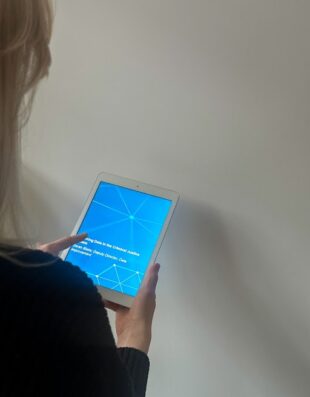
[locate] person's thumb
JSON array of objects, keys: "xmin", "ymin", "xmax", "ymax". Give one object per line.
[
  {"xmin": 131, "ymin": 263, "xmax": 160, "ymax": 324},
  {"xmin": 141, "ymin": 262, "xmax": 160, "ymax": 295}
]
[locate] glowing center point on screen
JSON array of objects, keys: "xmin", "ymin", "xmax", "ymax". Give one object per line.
[{"xmin": 129, "ymin": 215, "xmax": 134, "ymax": 220}]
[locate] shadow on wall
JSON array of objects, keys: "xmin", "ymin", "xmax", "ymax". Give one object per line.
[
  {"xmin": 169, "ymin": 197, "xmax": 310, "ymax": 395},
  {"xmin": 21, "ymin": 164, "xmax": 83, "ymax": 245}
]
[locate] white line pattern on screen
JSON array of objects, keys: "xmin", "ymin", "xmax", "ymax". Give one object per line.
[{"xmin": 87, "ymin": 265, "xmax": 144, "ymax": 293}]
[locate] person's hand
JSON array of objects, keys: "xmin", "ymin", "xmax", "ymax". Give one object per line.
[
  {"xmin": 36, "ymin": 233, "xmax": 88, "ymax": 256},
  {"xmin": 104, "ymin": 262, "xmax": 160, "ymax": 355}
]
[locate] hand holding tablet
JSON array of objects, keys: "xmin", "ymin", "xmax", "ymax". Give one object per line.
[
  {"xmin": 61, "ymin": 172, "xmax": 179, "ymax": 308},
  {"xmin": 105, "ymin": 261, "xmax": 160, "ymax": 354}
]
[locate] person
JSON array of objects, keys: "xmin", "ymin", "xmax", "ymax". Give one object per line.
[{"xmin": 0, "ymin": 1, "xmax": 160, "ymax": 396}]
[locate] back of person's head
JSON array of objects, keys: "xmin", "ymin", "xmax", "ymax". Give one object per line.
[{"xmin": 0, "ymin": 0, "xmax": 53, "ymax": 248}]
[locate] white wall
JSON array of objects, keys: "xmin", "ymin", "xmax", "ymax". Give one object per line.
[{"xmin": 22, "ymin": 1, "xmax": 310, "ymax": 396}]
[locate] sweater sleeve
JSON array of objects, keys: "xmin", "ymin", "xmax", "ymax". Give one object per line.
[
  {"xmin": 118, "ymin": 348, "xmax": 150, "ymax": 397},
  {"xmin": 57, "ymin": 259, "xmax": 150, "ymax": 397}
]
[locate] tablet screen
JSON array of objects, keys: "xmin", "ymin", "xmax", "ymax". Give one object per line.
[{"xmin": 64, "ymin": 181, "xmax": 173, "ymax": 297}]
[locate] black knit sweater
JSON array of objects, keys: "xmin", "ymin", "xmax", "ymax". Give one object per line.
[{"xmin": 0, "ymin": 246, "xmax": 150, "ymax": 396}]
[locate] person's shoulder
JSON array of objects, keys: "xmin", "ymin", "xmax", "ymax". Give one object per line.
[
  {"xmin": 33, "ymin": 249, "xmax": 100, "ymax": 300},
  {"xmin": 0, "ymin": 245, "xmax": 101, "ymax": 304}
]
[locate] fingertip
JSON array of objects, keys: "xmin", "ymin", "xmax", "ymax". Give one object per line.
[
  {"xmin": 152, "ymin": 263, "xmax": 160, "ymax": 274},
  {"xmin": 148, "ymin": 268, "xmax": 159, "ymax": 292}
]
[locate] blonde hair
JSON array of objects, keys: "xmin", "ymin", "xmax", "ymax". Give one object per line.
[{"xmin": 0, "ymin": 0, "xmax": 54, "ymax": 263}]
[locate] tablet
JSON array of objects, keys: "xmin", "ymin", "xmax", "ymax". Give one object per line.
[{"xmin": 61, "ymin": 172, "xmax": 179, "ymax": 307}]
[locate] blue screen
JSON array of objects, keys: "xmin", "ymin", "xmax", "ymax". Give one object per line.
[{"xmin": 65, "ymin": 181, "xmax": 173, "ymax": 297}]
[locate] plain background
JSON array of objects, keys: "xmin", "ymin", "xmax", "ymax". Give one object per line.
[{"xmin": 22, "ymin": 1, "xmax": 310, "ymax": 396}]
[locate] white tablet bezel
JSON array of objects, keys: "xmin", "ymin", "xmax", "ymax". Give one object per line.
[{"xmin": 60, "ymin": 171, "xmax": 179, "ymax": 308}]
